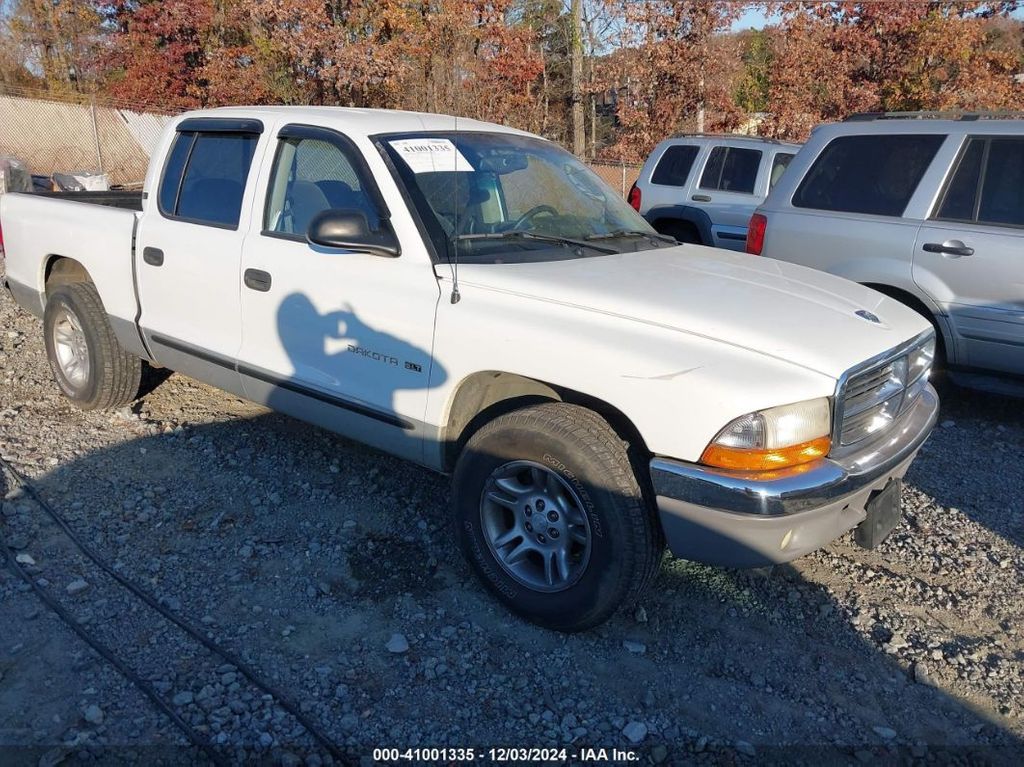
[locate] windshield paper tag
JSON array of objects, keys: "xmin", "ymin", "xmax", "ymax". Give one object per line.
[{"xmin": 389, "ymin": 138, "xmax": 474, "ymax": 174}]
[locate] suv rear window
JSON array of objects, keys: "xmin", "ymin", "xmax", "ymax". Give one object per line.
[
  {"xmin": 793, "ymin": 134, "xmax": 944, "ymax": 217},
  {"xmin": 935, "ymin": 137, "xmax": 1024, "ymax": 228},
  {"xmin": 651, "ymin": 145, "xmax": 699, "ymax": 186},
  {"xmin": 699, "ymin": 147, "xmax": 761, "ymax": 194}
]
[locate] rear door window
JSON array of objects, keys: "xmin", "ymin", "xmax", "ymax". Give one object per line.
[
  {"xmin": 159, "ymin": 132, "xmax": 260, "ymax": 228},
  {"xmin": 699, "ymin": 146, "xmax": 762, "ymax": 194},
  {"xmin": 651, "ymin": 145, "xmax": 699, "ymax": 186},
  {"xmin": 793, "ymin": 134, "xmax": 944, "ymax": 217}
]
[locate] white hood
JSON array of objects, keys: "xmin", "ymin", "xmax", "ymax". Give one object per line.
[{"xmin": 457, "ymin": 245, "xmax": 931, "ymax": 379}]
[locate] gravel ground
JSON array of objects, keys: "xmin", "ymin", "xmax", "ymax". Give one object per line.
[{"xmin": 1, "ymin": 277, "xmax": 1023, "ymax": 766}]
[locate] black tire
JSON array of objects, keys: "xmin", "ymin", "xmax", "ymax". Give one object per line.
[
  {"xmin": 654, "ymin": 220, "xmax": 701, "ymax": 245},
  {"xmin": 43, "ymin": 282, "xmax": 142, "ymax": 410},
  {"xmin": 453, "ymin": 402, "xmax": 663, "ymax": 632}
]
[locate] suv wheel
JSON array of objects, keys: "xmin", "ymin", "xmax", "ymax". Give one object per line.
[{"xmin": 453, "ymin": 403, "xmax": 663, "ymax": 631}]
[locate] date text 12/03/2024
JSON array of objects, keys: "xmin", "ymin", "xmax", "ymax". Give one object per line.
[{"xmin": 372, "ymin": 747, "xmax": 641, "ymax": 762}]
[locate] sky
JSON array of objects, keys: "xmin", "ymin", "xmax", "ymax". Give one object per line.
[
  {"xmin": 731, "ymin": 4, "xmax": 1024, "ymax": 31},
  {"xmin": 732, "ymin": 6, "xmax": 782, "ymax": 31}
]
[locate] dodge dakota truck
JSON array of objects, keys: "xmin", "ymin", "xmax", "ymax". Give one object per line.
[{"xmin": 0, "ymin": 107, "xmax": 938, "ymax": 631}]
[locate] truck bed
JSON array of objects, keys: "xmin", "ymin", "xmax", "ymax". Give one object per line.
[{"xmin": 0, "ymin": 190, "xmax": 142, "ymax": 330}]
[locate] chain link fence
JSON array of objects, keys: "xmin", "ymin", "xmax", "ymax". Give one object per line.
[
  {"xmin": 0, "ymin": 87, "xmax": 175, "ymax": 188},
  {"xmin": 587, "ymin": 161, "xmax": 642, "ymax": 198}
]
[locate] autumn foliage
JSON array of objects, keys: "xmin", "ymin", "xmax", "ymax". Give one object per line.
[{"xmin": 1, "ymin": 1, "xmax": 1023, "ymax": 159}]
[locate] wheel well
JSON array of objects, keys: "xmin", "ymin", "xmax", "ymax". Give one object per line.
[
  {"xmin": 442, "ymin": 371, "xmax": 651, "ymax": 472},
  {"xmin": 44, "ymin": 256, "xmax": 92, "ymax": 297},
  {"xmin": 650, "ymin": 218, "xmax": 700, "ymax": 243},
  {"xmin": 862, "ymin": 283, "xmax": 947, "ymax": 360}
]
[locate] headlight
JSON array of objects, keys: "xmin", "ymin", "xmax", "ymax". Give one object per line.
[
  {"xmin": 908, "ymin": 335, "xmax": 935, "ymax": 383},
  {"xmin": 700, "ymin": 397, "xmax": 832, "ymax": 471}
]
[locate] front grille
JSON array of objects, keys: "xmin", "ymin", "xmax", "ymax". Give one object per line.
[{"xmin": 835, "ymin": 332, "xmax": 935, "ymax": 448}]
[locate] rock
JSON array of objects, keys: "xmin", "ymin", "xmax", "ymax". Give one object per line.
[
  {"xmin": 941, "ymin": 420, "xmax": 955, "ymax": 429},
  {"xmin": 622, "ymin": 721, "xmax": 647, "ymax": 744},
  {"xmin": 623, "ymin": 640, "xmax": 647, "ymax": 655},
  {"xmin": 913, "ymin": 663, "xmax": 936, "ymax": 687},
  {"xmin": 258, "ymin": 732, "xmax": 273, "ymax": 748},
  {"xmin": 651, "ymin": 744, "xmax": 668, "ymax": 763},
  {"xmin": 172, "ymin": 691, "xmax": 194, "ymax": 707},
  {"xmin": 386, "ymin": 633, "xmax": 409, "ymax": 654},
  {"xmin": 872, "ymin": 726, "xmax": 897, "ymax": 740},
  {"xmin": 634, "ymin": 606, "xmax": 648, "ymax": 623},
  {"xmin": 886, "ymin": 634, "xmax": 908, "ymax": 651},
  {"xmin": 82, "ymin": 705, "xmax": 104, "ymax": 725},
  {"xmin": 15, "ymin": 553, "xmax": 36, "ymax": 566},
  {"xmin": 735, "ymin": 740, "xmax": 756, "ymax": 757},
  {"xmin": 66, "ymin": 579, "xmax": 89, "ymax": 596}
]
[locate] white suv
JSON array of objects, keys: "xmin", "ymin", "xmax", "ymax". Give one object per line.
[
  {"xmin": 629, "ymin": 134, "xmax": 801, "ymax": 250},
  {"xmin": 750, "ymin": 113, "xmax": 1024, "ymax": 390}
]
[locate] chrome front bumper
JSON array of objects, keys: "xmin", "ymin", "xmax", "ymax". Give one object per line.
[{"xmin": 650, "ymin": 383, "xmax": 938, "ymax": 568}]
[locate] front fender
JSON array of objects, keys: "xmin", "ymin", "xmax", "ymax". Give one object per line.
[{"xmin": 427, "ymin": 283, "xmax": 836, "ymax": 464}]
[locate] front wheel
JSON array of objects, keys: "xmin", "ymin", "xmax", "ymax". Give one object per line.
[
  {"xmin": 43, "ymin": 282, "xmax": 142, "ymax": 410},
  {"xmin": 453, "ymin": 403, "xmax": 663, "ymax": 631}
]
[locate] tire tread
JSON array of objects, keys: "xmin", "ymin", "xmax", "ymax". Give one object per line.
[
  {"xmin": 460, "ymin": 402, "xmax": 663, "ymax": 631},
  {"xmin": 45, "ymin": 282, "xmax": 141, "ymax": 410}
]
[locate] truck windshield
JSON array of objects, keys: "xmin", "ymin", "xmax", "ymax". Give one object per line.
[{"xmin": 378, "ymin": 132, "xmax": 672, "ymax": 263}]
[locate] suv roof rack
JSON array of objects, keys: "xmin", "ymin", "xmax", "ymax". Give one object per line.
[
  {"xmin": 669, "ymin": 132, "xmax": 786, "ymax": 144},
  {"xmin": 845, "ymin": 110, "xmax": 1024, "ymax": 122}
]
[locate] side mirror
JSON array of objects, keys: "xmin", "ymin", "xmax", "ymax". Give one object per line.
[{"xmin": 307, "ymin": 209, "xmax": 401, "ymax": 258}]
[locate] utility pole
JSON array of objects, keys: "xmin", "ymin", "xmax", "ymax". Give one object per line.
[{"xmin": 570, "ymin": 0, "xmax": 585, "ymax": 157}]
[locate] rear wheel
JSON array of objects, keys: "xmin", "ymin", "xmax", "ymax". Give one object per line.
[
  {"xmin": 453, "ymin": 403, "xmax": 663, "ymax": 632},
  {"xmin": 43, "ymin": 282, "xmax": 141, "ymax": 410}
]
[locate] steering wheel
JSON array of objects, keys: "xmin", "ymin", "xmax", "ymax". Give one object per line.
[{"xmin": 512, "ymin": 205, "xmax": 558, "ymax": 230}]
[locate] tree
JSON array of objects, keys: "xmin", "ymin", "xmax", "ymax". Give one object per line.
[
  {"xmin": 764, "ymin": 1, "xmax": 1024, "ymax": 139},
  {"xmin": 6, "ymin": 0, "xmax": 102, "ymax": 93},
  {"xmin": 598, "ymin": 0, "xmax": 744, "ymax": 161}
]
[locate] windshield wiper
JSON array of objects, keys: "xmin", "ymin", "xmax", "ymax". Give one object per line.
[
  {"xmin": 585, "ymin": 229, "xmax": 679, "ymax": 245},
  {"xmin": 455, "ymin": 230, "xmax": 617, "ymax": 254}
]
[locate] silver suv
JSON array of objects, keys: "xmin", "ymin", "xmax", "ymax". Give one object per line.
[
  {"xmin": 629, "ymin": 134, "xmax": 801, "ymax": 250},
  {"xmin": 751, "ymin": 113, "xmax": 1024, "ymax": 388}
]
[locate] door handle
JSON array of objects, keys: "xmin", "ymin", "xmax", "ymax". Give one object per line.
[
  {"xmin": 691, "ymin": 194, "xmax": 712, "ymax": 202},
  {"xmin": 923, "ymin": 240, "xmax": 974, "ymax": 258},
  {"xmin": 142, "ymin": 247, "xmax": 164, "ymax": 266},
  {"xmin": 243, "ymin": 268, "xmax": 272, "ymax": 292}
]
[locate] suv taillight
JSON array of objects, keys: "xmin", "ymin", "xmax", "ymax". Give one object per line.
[
  {"xmin": 746, "ymin": 213, "xmax": 767, "ymax": 255},
  {"xmin": 627, "ymin": 183, "xmax": 641, "ymax": 211}
]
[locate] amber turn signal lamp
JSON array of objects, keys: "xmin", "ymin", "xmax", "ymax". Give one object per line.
[{"xmin": 700, "ymin": 436, "xmax": 831, "ymax": 472}]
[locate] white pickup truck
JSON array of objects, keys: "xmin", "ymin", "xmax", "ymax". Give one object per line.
[{"xmin": 1, "ymin": 107, "xmax": 938, "ymax": 630}]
